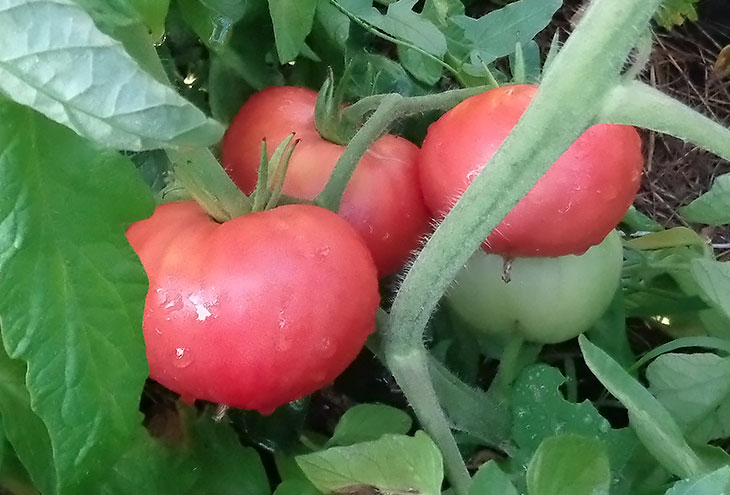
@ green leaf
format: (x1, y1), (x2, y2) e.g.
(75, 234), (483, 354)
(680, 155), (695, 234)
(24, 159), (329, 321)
(327, 404), (412, 447)
(428, 354), (511, 448)
(680, 174), (730, 225)
(297, 432), (443, 495)
(579, 336), (707, 479)
(622, 205), (664, 233)
(128, 0), (171, 39)
(100, 433), (198, 495)
(0, 0), (223, 151)
(625, 227), (707, 250)
(691, 259), (730, 321)
(338, 0), (447, 58)
(0, 345), (56, 494)
(654, 0), (699, 30)
(73, 0), (170, 40)
(510, 365), (642, 494)
(200, 0), (247, 21)
(665, 466), (730, 495)
(585, 290), (635, 369)
(0, 101), (154, 491)
(274, 479), (322, 495)
(470, 461), (518, 495)
(268, 0), (318, 63)
(190, 417), (271, 495)
(647, 353), (730, 443)
(526, 435), (610, 495)
(452, 0), (561, 66)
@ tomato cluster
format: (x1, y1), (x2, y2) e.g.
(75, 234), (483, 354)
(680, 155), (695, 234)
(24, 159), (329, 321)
(128, 84), (643, 412)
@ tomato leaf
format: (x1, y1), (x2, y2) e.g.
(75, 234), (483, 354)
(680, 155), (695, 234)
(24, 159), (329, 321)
(0, 0), (223, 151)
(190, 418), (270, 495)
(268, 0), (318, 63)
(665, 466), (730, 495)
(654, 0), (699, 30)
(691, 259), (730, 322)
(337, 0), (447, 59)
(296, 431), (443, 495)
(579, 336), (707, 479)
(0, 344), (56, 494)
(452, 0), (561, 67)
(526, 435), (611, 495)
(0, 101), (154, 491)
(680, 174), (730, 226)
(510, 364), (644, 494)
(624, 227), (707, 250)
(470, 461), (518, 495)
(326, 404), (412, 447)
(647, 353), (730, 443)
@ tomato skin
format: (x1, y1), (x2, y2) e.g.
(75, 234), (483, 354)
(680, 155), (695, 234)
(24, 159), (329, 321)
(127, 201), (379, 414)
(447, 230), (623, 344)
(419, 84), (643, 257)
(222, 86), (431, 277)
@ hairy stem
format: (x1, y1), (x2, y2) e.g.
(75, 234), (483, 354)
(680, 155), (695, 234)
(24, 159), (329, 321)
(382, 0), (664, 492)
(167, 148), (251, 221)
(599, 80), (730, 162)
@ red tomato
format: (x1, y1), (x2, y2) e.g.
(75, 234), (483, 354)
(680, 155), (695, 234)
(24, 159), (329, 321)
(221, 86), (431, 277)
(419, 84), (643, 257)
(127, 201), (379, 414)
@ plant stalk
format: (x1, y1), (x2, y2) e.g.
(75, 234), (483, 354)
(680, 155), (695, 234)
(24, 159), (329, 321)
(382, 0), (664, 493)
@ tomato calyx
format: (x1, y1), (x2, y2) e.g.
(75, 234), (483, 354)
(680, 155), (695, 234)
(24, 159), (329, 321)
(249, 134), (308, 213)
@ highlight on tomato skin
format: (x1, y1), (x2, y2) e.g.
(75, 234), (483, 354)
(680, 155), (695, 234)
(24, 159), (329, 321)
(126, 201), (380, 414)
(221, 86), (432, 278)
(447, 230), (623, 345)
(418, 84), (644, 258)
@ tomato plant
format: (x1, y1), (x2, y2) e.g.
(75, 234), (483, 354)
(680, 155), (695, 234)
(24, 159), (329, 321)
(447, 230), (623, 344)
(222, 86), (431, 277)
(126, 201), (380, 414)
(419, 84), (644, 257)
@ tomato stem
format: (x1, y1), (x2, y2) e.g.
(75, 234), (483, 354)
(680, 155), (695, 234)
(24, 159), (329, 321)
(493, 334), (526, 394)
(167, 148), (251, 221)
(381, 0), (664, 492)
(386, 350), (472, 495)
(318, 85), (496, 211)
(599, 81), (730, 163)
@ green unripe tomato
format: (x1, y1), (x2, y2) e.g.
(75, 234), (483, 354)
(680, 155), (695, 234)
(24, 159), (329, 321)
(447, 231), (623, 344)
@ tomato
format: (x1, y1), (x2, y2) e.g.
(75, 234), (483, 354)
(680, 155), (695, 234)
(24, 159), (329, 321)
(126, 201), (380, 414)
(447, 230), (623, 344)
(221, 86), (431, 277)
(419, 84), (643, 257)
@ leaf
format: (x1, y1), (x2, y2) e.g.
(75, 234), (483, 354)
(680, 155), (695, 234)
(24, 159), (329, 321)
(268, 0), (318, 63)
(275, 479), (322, 495)
(452, 0), (561, 66)
(621, 205), (664, 233)
(654, 0), (699, 30)
(680, 174), (730, 225)
(691, 259), (730, 321)
(0, 101), (154, 491)
(200, 0), (247, 21)
(585, 290), (635, 369)
(647, 353), (730, 443)
(665, 466), (730, 495)
(526, 435), (610, 495)
(338, 0), (447, 58)
(190, 418), (271, 495)
(73, 0), (170, 40)
(0, 0), (223, 151)
(100, 433), (198, 495)
(428, 354), (511, 448)
(327, 404), (412, 447)
(0, 344), (56, 494)
(509, 365), (643, 494)
(579, 336), (707, 479)
(625, 227), (707, 250)
(296, 432), (443, 495)
(470, 461), (518, 495)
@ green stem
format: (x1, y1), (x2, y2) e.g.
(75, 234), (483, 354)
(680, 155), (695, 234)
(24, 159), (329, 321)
(599, 81), (730, 162)
(317, 94), (402, 210)
(492, 334), (525, 394)
(382, 0), (663, 493)
(319, 85), (495, 211)
(388, 350), (472, 495)
(167, 148), (251, 221)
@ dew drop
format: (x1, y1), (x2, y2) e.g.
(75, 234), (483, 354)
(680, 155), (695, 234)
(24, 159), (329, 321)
(315, 246), (331, 261)
(174, 347), (193, 368)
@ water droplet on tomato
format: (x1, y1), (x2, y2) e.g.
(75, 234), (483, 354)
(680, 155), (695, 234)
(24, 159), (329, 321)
(276, 336), (292, 352)
(315, 246), (330, 261)
(174, 347), (193, 368)
(466, 169), (479, 181)
(278, 309), (288, 330)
